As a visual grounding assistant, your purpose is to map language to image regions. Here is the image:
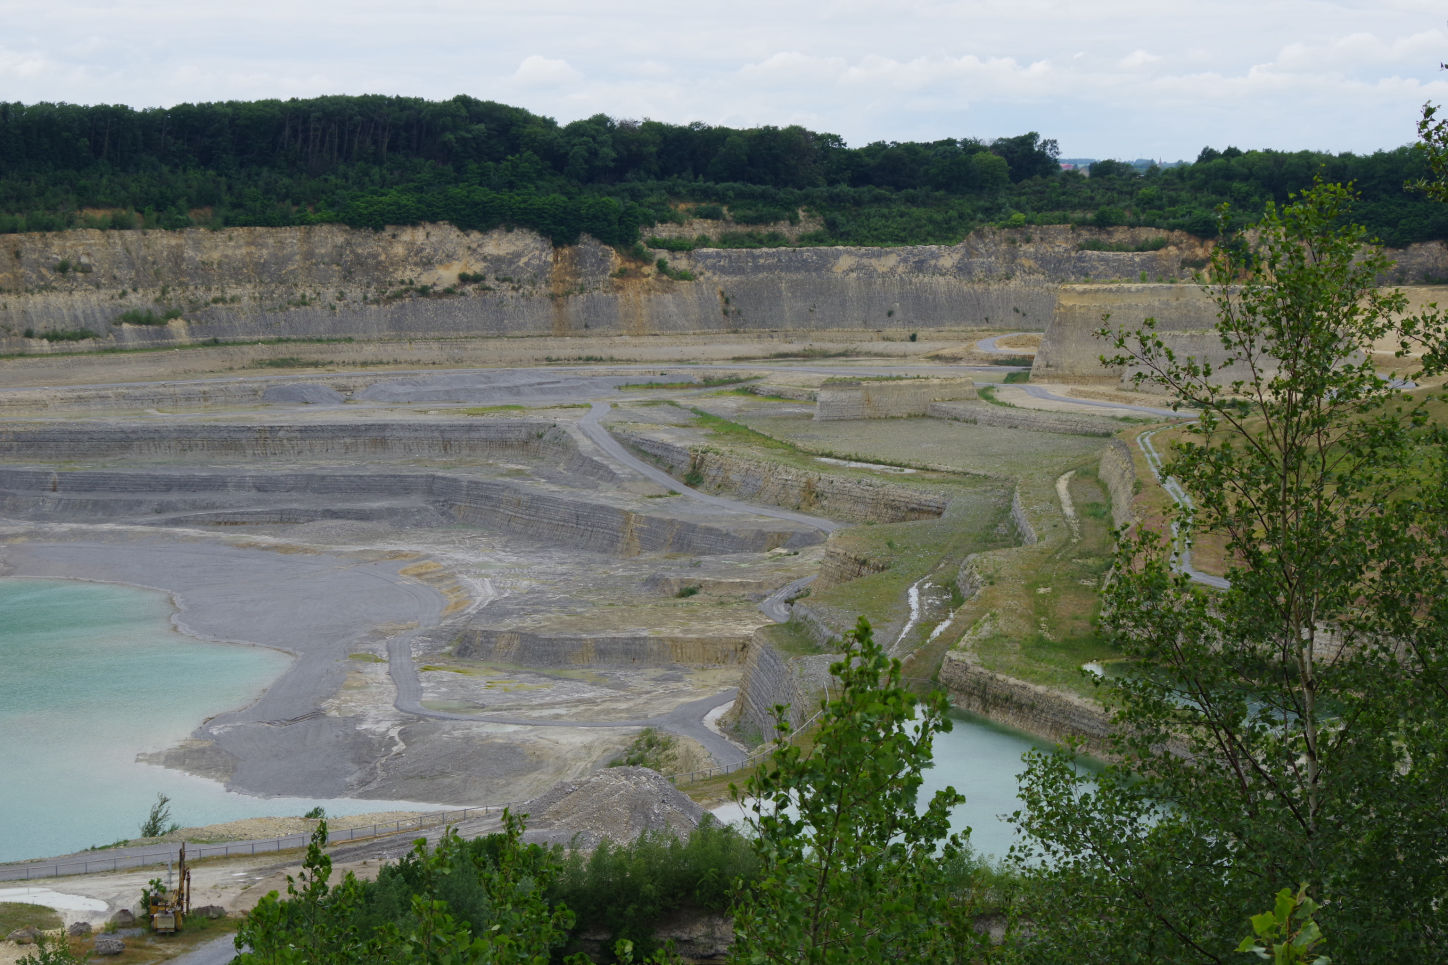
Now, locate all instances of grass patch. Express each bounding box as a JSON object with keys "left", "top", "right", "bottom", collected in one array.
[
  {"left": 28, "top": 328, "right": 98, "bottom": 342},
  {"left": 620, "top": 375, "right": 758, "bottom": 391},
  {"left": 759, "top": 619, "right": 832, "bottom": 657},
  {"left": 961, "top": 467, "right": 1121, "bottom": 696},
  {"left": 0, "top": 335, "right": 354, "bottom": 361},
  {"left": 0, "top": 902, "right": 62, "bottom": 934},
  {"left": 821, "top": 374, "right": 920, "bottom": 385},
  {"left": 1003, "top": 370, "right": 1031, "bottom": 384},
  {"left": 687, "top": 407, "right": 797, "bottom": 455},
  {"left": 348, "top": 652, "right": 386, "bottom": 663},
  {"left": 976, "top": 385, "right": 1015, "bottom": 408},
  {"left": 254, "top": 356, "right": 312, "bottom": 368},
  {"left": 807, "top": 491, "right": 1016, "bottom": 637},
  {"left": 730, "top": 347, "right": 863, "bottom": 361},
  {"left": 608, "top": 728, "right": 679, "bottom": 770},
  {"left": 461, "top": 404, "right": 527, "bottom": 414},
  {"left": 116, "top": 307, "right": 182, "bottom": 326}
]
